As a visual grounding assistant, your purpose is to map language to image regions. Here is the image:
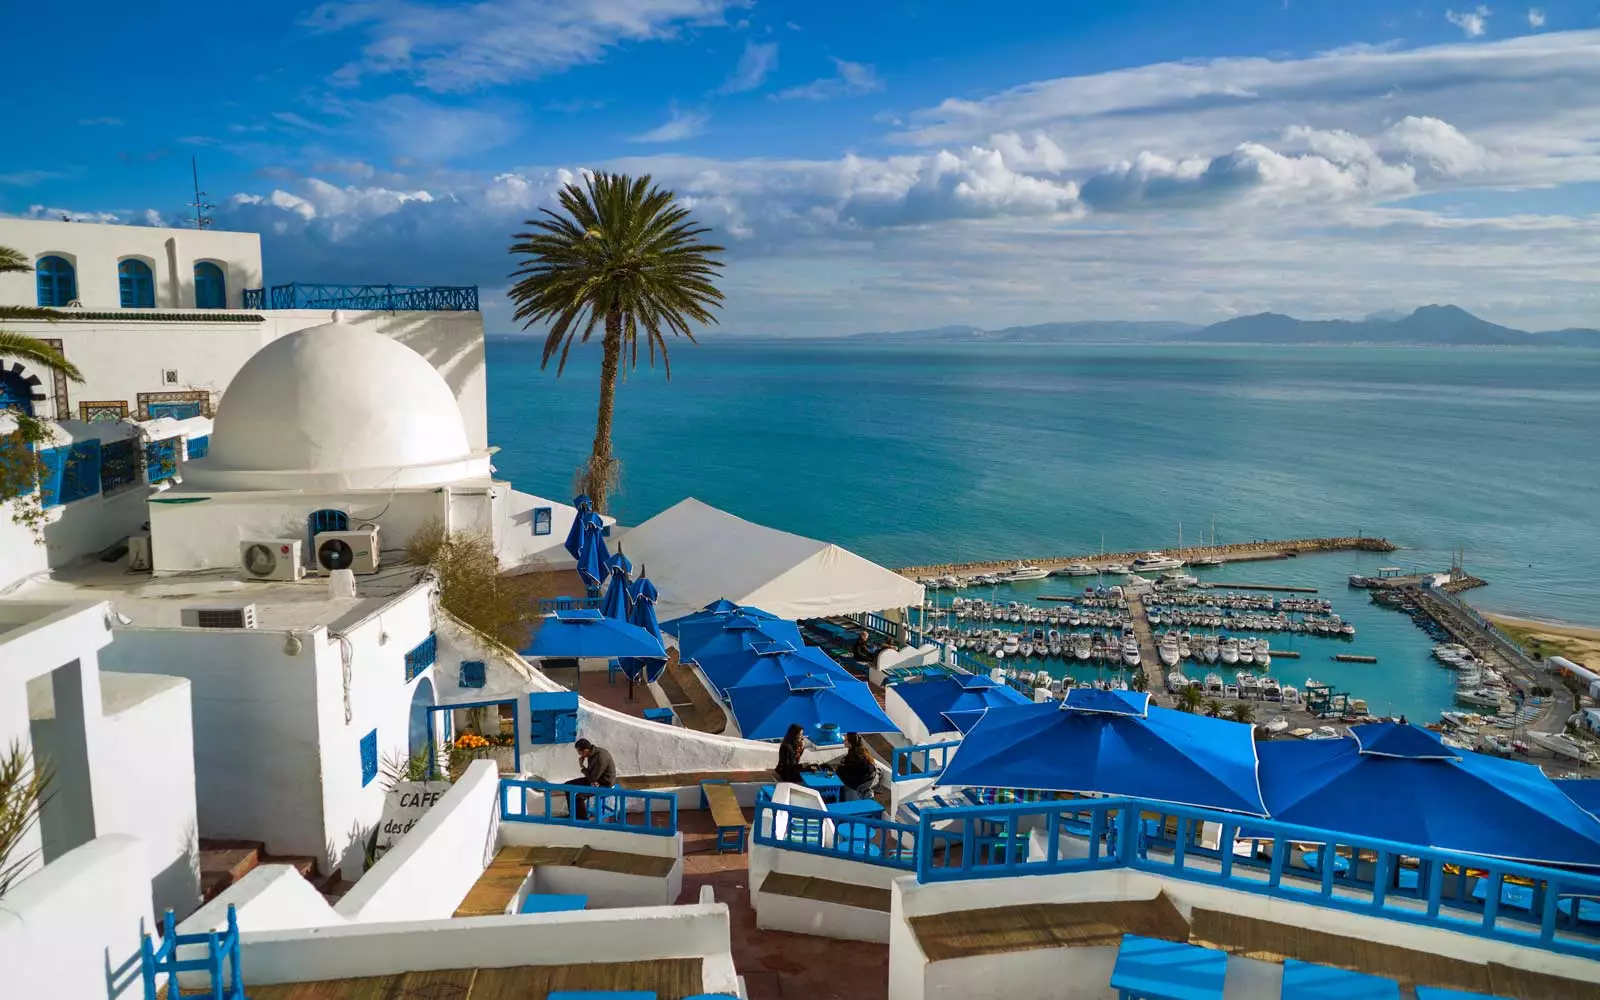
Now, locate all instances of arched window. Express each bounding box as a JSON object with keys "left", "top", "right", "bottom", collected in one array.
[
  {"left": 194, "top": 261, "right": 226, "bottom": 309},
  {"left": 119, "top": 259, "right": 155, "bottom": 308},
  {"left": 36, "top": 255, "right": 76, "bottom": 307},
  {"left": 0, "top": 369, "right": 38, "bottom": 416}
]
